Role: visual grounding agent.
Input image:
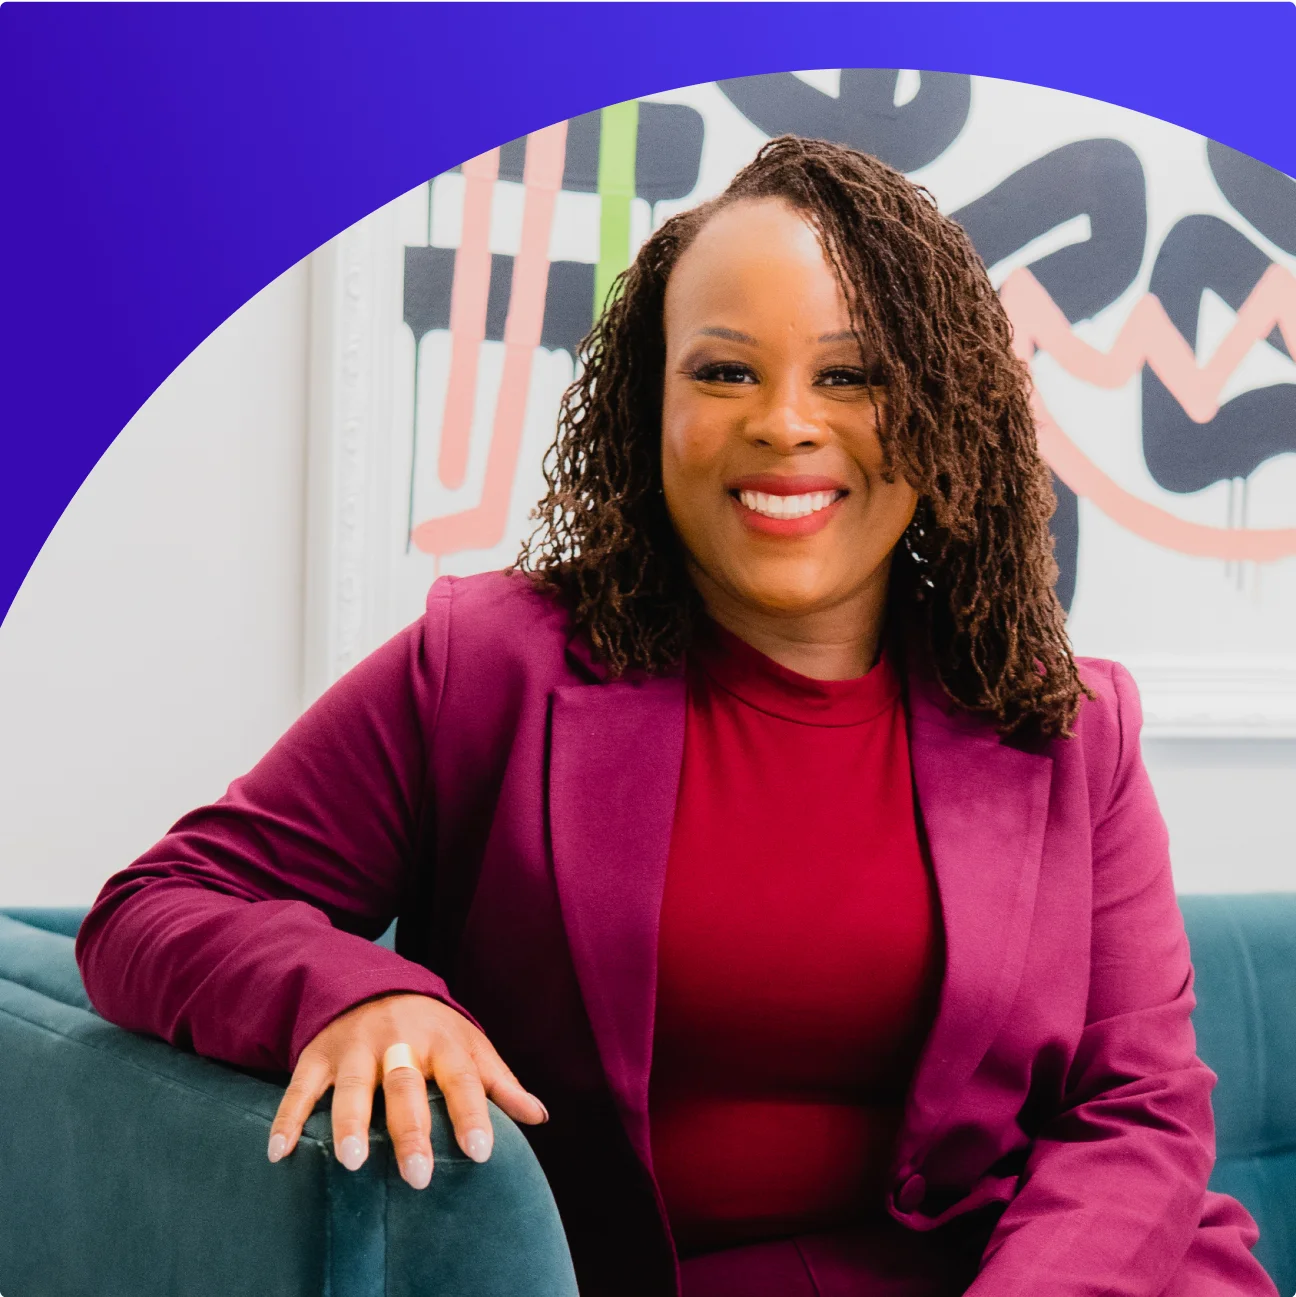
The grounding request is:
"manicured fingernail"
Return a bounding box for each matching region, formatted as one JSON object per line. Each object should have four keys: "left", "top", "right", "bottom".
{"left": 337, "top": 1135, "right": 367, "bottom": 1171}
{"left": 462, "top": 1128, "right": 492, "bottom": 1163}
{"left": 401, "top": 1153, "right": 432, "bottom": 1190}
{"left": 267, "top": 1133, "right": 289, "bottom": 1164}
{"left": 533, "top": 1099, "right": 550, "bottom": 1124}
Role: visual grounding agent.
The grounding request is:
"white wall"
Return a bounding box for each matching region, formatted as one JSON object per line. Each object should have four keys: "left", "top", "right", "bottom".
{"left": 0, "top": 264, "right": 310, "bottom": 907}
{"left": 0, "top": 255, "right": 1291, "bottom": 906}
{"left": 1143, "top": 739, "right": 1295, "bottom": 893}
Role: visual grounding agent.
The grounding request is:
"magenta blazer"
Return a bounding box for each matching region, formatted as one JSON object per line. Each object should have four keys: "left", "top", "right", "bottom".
{"left": 77, "top": 570, "right": 1277, "bottom": 1296}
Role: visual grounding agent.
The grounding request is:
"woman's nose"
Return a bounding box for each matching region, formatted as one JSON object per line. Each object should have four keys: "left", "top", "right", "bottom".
{"left": 744, "top": 382, "right": 825, "bottom": 451}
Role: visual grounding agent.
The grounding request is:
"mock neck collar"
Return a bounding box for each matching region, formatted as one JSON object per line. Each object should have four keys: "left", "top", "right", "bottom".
{"left": 688, "top": 617, "right": 901, "bottom": 727}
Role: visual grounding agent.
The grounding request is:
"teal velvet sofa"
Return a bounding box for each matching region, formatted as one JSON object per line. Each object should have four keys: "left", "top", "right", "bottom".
{"left": 0, "top": 909, "right": 579, "bottom": 1297}
{"left": 1, "top": 896, "right": 1294, "bottom": 1296}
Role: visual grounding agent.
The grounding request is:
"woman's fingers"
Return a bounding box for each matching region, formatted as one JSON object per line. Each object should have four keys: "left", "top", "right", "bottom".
{"left": 267, "top": 995, "right": 548, "bottom": 1185}
{"left": 330, "top": 1047, "right": 380, "bottom": 1170}
{"left": 268, "top": 1052, "right": 331, "bottom": 1162}
{"left": 474, "top": 1044, "right": 550, "bottom": 1127}
{"left": 382, "top": 1057, "right": 434, "bottom": 1189}
{"left": 430, "top": 1045, "right": 495, "bottom": 1163}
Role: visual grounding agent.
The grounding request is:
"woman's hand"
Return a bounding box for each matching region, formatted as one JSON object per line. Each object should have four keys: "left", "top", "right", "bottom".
{"left": 266, "top": 993, "right": 548, "bottom": 1189}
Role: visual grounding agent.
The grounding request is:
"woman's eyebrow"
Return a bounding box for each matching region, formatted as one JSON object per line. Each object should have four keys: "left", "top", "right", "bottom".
{"left": 694, "top": 326, "right": 757, "bottom": 343}
{"left": 691, "top": 327, "right": 862, "bottom": 345}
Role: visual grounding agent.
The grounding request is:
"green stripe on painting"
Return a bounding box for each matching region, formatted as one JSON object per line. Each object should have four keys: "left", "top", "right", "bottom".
{"left": 595, "top": 99, "right": 639, "bottom": 316}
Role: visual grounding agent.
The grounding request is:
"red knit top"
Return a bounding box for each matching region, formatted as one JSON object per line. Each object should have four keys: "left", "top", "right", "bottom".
{"left": 648, "top": 621, "right": 945, "bottom": 1257}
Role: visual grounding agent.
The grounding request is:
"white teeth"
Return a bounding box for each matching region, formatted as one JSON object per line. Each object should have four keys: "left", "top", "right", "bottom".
{"left": 737, "top": 489, "right": 839, "bottom": 519}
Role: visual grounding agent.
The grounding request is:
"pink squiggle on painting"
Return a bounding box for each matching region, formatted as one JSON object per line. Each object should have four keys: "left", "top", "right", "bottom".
{"left": 1002, "top": 266, "right": 1296, "bottom": 561}
{"left": 414, "top": 120, "right": 567, "bottom": 558}
{"left": 437, "top": 147, "right": 500, "bottom": 492}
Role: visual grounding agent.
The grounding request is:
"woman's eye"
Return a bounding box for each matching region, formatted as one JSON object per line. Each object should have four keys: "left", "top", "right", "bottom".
{"left": 817, "top": 367, "right": 873, "bottom": 388}
{"left": 689, "top": 362, "right": 757, "bottom": 385}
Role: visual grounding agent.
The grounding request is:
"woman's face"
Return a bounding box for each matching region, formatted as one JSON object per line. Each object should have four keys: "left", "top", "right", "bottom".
{"left": 661, "top": 197, "right": 918, "bottom": 634}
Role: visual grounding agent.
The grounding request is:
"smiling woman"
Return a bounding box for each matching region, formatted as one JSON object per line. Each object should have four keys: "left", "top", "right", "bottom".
{"left": 518, "top": 136, "right": 1080, "bottom": 737}
{"left": 659, "top": 197, "right": 916, "bottom": 677}
{"left": 75, "top": 136, "right": 1279, "bottom": 1297}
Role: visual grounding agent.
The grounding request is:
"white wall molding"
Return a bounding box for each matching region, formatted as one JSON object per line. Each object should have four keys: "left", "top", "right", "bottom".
{"left": 304, "top": 212, "right": 400, "bottom": 705}
{"left": 1122, "top": 656, "right": 1296, "bottom": 738}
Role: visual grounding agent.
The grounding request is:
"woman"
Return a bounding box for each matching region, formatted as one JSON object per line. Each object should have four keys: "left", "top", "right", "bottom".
{"left": 76, "top": 136, "right": 1276, "bottom": 1296}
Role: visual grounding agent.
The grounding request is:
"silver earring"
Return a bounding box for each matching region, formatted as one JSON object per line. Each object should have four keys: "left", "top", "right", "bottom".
{"left": 903, "top": 515, "right": 937, "bottom": 595}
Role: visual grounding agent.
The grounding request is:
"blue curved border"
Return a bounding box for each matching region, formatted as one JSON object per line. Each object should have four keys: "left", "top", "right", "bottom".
{"left": 1, "top": 1, "right": 1293, "bottom": 618}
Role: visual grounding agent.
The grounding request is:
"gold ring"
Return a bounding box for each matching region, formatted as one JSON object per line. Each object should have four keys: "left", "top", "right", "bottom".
{"left": 382, "top": 1042, "right": 420, "bottom": 1078}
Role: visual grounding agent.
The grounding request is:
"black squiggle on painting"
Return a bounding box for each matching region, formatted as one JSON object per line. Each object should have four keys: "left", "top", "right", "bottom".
{"left": 540, "top": 262, "right": 598, "bottom": 353}
{"left": 718, "top": 70, "right": 970, "bottom": 174}
{"left": 497, "top": 104, "right": 706, "bottom": 203}
{"left": 1049, "top": 473, "right": 1079, "bottom": 614}
{"left": 1142, "top": 214, "right": 1296, "bottom": 495}
{"left": 402, "top": 249, "right": 598, "bottom": 356}
{"left": 403, "top": 245, "right": 456, "bottom": 341}
{"left": 952, "top": 140, "right": 1147, "bottom": 324}
{"left": 413, "top": 104, "right": 707, "bottom": 357}
{"left": 1208, "top": 139, "right": 1296, "bottom": 257}
{"left": 949, "top": 140, "right": 1147, "bottom": 610}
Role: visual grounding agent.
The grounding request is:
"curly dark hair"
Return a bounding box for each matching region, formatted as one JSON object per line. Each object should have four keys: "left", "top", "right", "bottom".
{"left": 514, "top": 134, "right": 1091, "bottom": 738}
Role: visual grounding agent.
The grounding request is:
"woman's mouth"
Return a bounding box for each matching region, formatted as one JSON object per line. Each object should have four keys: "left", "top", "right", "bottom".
{"left": 734, "top": 489, "right": 844, "bottom": 520}
{"left": 728, "top": 483, "right": 849, "bottom": 537}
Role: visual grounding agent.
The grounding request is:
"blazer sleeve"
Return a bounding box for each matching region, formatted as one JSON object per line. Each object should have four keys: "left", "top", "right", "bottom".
{"left": 964, "top": 662, "right": 1259, "bottom": 1296}
{"left": 75, "top": 580, "right": 475, "bottom": 1073}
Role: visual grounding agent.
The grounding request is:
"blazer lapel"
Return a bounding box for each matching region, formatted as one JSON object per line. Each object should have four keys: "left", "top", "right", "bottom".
{"left": 898, "top": 674, "right": 1055, "bottom": 1160}
{"left": 547, "top": 666, "right": 686, "bottom": 1164}
{"left": 545, "top": 645, "right": 1054, "bottom": 1178}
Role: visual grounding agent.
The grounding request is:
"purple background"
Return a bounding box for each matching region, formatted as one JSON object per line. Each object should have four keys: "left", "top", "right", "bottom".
{"left": 2, "top": 1, "right": 1294, "bottom": 621}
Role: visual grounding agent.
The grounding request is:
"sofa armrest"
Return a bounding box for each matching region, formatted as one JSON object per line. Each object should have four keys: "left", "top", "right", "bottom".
{"left": 0, "top": 907, "right": 89, "bottom": 940}
{"left": 0, "top": 917, "right": 578, "bottom": 1297}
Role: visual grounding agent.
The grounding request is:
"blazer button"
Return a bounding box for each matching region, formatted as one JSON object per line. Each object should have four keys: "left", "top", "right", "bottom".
{"left": 896, "top": 1173, "right": 926, "bottom": 1213}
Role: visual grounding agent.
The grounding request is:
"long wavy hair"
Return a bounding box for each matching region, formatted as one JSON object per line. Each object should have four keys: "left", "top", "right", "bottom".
{"left": 515, "top": 134, "right": 1090, "bottom": 738}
